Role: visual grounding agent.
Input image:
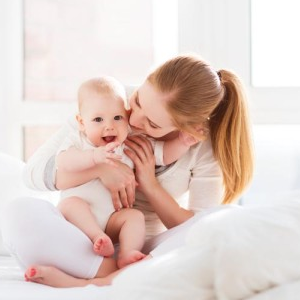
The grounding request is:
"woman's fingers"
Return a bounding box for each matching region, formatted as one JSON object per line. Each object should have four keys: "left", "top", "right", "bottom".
{"left": 99, "top": 161, "right": 136, "bottom": 210}
{"left": 111, "top": 184, "right": 135, "bottom": 210}
{"left": 124, "top": 147, "right": 142, "bottom": 169}
{"left": 125, "top": 183, "right": 135, "bottom": 208}
{"left": 111, "top": 190, "right": 122, "bottom": 211}
{"left": 125, "top": 135, "right": 153, "bottom": 162}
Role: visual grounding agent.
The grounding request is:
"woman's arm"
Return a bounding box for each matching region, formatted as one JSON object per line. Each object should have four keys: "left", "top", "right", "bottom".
{"left": 23, "top": 121, "right": 73, "bottom": 191}
{"left": 124, "top": 135, "right": 194, "bottom": 229}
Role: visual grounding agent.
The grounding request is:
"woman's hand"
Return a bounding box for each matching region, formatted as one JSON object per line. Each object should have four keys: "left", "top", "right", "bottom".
{"left": 97, "top": 161, "right": 137, "bottom": 211}
{"left": 124, "top": 135, "right": 159, "bottom": 195}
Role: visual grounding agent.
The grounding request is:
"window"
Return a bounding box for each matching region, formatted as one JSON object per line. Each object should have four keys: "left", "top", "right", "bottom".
{"left": 251, "top": 0, "right": 300, "bottom": 87}
{"left": 0, "top": 0, "right": 178, "bottom": 159}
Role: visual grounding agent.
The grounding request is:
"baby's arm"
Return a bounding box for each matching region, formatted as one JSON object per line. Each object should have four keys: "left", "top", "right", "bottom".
{"left": 56, "top": 142, "right": 121, "bottom": 172}
{"left": 162, "top": 132, "right": 198, "bottom": 165}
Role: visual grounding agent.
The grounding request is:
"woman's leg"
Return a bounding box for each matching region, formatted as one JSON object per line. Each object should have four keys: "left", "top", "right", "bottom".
{"left": 23, "top": 259, "right": 119, "bottom": 287}
{"left": 1, "top": 197, "right": 117, "bottom": 280}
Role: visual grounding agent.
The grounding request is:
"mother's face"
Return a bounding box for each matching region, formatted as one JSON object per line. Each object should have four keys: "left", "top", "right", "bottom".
{"left": 128, "top": 81, "right": 177, "bottom": 138}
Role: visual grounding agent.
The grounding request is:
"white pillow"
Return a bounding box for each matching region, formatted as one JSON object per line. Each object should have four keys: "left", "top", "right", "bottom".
{"left": 186, "top": 199, "right": 300, "bottom": 299}
{"left": 0, "top": 153, "right": 58, "bottom": 255}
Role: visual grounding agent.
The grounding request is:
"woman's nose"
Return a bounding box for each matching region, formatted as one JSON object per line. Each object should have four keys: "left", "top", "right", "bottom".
{"left": 129, "top": 109, "right": 143, "bottom": 128}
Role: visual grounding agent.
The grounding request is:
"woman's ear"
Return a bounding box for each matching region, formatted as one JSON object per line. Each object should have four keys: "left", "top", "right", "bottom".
{"left": 194, "top": 124, "right": 209, "bottom": 141}
{"left": 76, "top": 114, "right": 85, "bottom": 132}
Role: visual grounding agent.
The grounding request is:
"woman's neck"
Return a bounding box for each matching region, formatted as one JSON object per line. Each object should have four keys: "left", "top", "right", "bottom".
{"left": 156, "top": 130, "right": 179, "bottom": 141}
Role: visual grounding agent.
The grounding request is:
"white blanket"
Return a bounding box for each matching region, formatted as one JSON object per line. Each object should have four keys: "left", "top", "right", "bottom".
{"left": 109, "top": 199, "right": 300, "bottom": 300}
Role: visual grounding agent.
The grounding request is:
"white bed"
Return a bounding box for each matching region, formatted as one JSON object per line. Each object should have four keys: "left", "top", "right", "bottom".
{"left": 1, "top": 124, "right": 300, "bottom": 300}
{"left": 0, "top": 256, "right": 111, "bottom": 300}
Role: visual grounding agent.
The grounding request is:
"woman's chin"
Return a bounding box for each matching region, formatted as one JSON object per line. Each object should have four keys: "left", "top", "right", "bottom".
{"left": 130, "top": 127, "right": 144, "bottom": 135}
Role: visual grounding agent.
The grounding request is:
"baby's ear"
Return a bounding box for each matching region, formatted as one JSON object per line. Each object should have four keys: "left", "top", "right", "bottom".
{"left": 76, "top": 114, "right": 85, "bottom": 132}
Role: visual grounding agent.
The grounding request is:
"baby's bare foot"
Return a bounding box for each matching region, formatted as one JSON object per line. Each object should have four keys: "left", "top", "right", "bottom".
{"left": 118, "top": 250, "right": 146, "bottom": 269}
{"left": 93, "top": 235, "right": 114, "bottom": 257}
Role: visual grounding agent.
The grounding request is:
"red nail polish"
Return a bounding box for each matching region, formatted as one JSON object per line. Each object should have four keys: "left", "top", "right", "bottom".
{"left": 30, "top": 268, "right": 36, "bottom": 276}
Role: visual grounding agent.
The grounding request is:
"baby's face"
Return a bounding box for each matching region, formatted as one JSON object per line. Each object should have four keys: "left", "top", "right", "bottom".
{"left": 77, "top": 93, "right": 129, "bottom": 147}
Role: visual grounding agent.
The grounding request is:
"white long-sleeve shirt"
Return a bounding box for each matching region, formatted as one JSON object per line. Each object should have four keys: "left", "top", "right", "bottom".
{"left": 23, "top": 118, "right": 223, "bottom": 238}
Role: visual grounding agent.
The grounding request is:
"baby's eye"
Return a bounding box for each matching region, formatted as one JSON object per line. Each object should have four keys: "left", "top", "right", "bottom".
{"left": 94, "top": 117, "right": 103, "bottom": 122}
{"left": 114, "top": 115, "right": 123, "bottom": 120}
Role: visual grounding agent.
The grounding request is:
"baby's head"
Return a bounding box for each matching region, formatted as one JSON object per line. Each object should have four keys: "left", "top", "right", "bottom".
{"left": 76, "top": 76, "right": 129, "bottom": 147}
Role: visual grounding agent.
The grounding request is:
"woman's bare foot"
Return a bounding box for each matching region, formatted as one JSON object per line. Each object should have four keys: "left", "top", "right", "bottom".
{"left": 24, "top": 266, "right": 88, "bottom": 287}
{"left": 24, "top": 265, "right": 112, "bottom": 288}
{"left": 117, "top": 250, "right": 146, "bottom": 269}
{"left": 93, "top": 234, "right": 114, "bottom": 257}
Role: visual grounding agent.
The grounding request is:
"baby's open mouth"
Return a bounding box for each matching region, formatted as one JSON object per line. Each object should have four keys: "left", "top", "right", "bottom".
{"left": 102, "top": 136, "right": 116, "bottom": 143}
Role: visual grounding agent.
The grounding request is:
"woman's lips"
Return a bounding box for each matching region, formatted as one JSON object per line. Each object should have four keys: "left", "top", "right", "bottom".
{"left": 130, "top": 126, "right": 143, "bottom": 133}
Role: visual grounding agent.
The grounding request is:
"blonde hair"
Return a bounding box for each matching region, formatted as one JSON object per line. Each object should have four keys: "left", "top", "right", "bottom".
{"left": 147, "top": 55, "right": 254, "bottom": 204}
{"left": 78, "top": 76, "right": 127, "bottom": 111}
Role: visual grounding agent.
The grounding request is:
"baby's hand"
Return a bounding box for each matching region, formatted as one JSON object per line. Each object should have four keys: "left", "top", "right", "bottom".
{"left": 178, "top": 131, "right": 199, "bottom": 147}
{"left": 93, "top": 142, "right": 122, "bottom": 165}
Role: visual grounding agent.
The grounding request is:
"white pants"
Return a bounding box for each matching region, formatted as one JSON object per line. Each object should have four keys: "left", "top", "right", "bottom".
{"left": 1, "top": 197, "right": 102, "bottom": 279}
{"left": 1, "top": 197, "right": 234, "bottom": 278}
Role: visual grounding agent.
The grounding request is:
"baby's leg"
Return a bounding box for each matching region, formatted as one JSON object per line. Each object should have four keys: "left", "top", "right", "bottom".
{"left": 58, "top": 196, "right": 114, "bottom": 257}
{"left": 106, "top": 208, "right": 146, "bottom": 268}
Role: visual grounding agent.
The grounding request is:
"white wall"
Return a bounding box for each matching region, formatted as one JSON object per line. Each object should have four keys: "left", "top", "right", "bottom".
{"left": 178, "top": 0, "right": 300, "bottom": 124}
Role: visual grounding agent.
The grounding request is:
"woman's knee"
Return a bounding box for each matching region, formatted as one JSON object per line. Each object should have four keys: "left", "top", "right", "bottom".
{"left": 2, "top": 197, "right": 51, "bottom": 230}
{"left": 1, "top": 197, "right": 56, "bottom": 257}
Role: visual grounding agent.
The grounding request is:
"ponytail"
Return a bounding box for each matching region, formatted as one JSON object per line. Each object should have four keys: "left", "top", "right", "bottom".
{"left": 148, "top": 55, "right": 254, "bottom": 204}
{"left": 209, "top": 70, "right": 254, "bottom": 203}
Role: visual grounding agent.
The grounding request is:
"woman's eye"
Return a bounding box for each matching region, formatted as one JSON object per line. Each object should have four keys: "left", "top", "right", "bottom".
{"left": 149, "top": 122, "right": 159, "bottom": 129}
{"left": 114, "top": 115, "right": 123, "bottom": 121}
{"left": 94, "top": 117, "right": 103, "bottom": 122}
{"left": 135, "top": 96, "right": 141, "bottom": 107}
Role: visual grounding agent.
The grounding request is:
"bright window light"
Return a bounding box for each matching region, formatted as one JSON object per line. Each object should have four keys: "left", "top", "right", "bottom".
{"left": 251, "top": 0, "right": 300, "bottom": 87}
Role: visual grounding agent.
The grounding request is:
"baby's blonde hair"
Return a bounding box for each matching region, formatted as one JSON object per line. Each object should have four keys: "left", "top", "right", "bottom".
{"left": 78, "top": 76, "right": 127, "bottom": 112}
{"left": 148, "top": 55, "right": 254, "bottom": 204}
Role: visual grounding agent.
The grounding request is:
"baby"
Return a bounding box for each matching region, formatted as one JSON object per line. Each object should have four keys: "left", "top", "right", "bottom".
{"left": 56, "top": 76, "right": 195, "bottom": 268}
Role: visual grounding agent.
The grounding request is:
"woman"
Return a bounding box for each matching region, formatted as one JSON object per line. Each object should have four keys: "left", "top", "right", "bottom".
{"left": 2, "top": 54, "right": 254, "bottom": 287}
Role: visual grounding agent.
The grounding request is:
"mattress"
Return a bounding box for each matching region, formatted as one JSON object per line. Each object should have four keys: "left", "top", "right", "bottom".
{"left": 0, "top": 255, "right": 111, "bottom": 300}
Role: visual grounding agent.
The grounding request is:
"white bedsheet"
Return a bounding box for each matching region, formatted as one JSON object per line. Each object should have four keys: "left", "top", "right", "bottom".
{"left": 1, "top": 246, "right": 300, "bottom": 300}
{"left": 0, "top": 256, "right": 111, "bottom": 300}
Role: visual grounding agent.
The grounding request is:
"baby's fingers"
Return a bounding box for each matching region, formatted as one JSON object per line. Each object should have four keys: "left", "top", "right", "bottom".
{"left": 105, "top": 142, "right": 120, "bottom": 152}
